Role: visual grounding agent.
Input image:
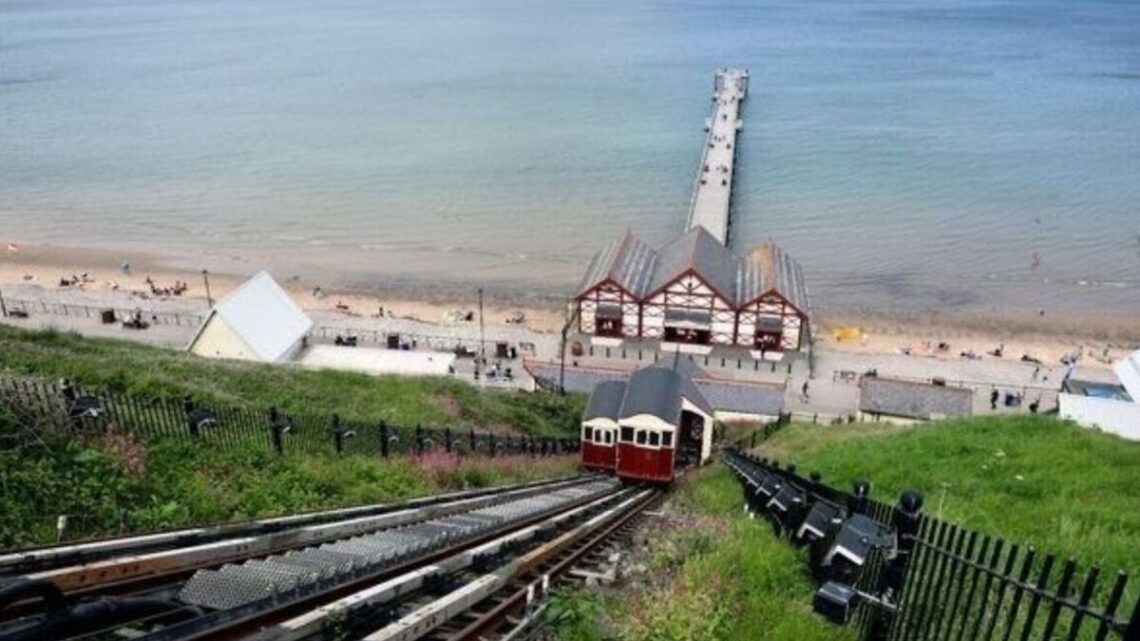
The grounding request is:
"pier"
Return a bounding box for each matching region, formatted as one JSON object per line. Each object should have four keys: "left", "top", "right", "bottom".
{"left": 686, "top": 67, "right": 748, "bottom": 245}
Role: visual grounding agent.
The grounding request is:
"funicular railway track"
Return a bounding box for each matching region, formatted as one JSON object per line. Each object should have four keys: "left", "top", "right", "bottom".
{"left": 0, "top": 476, "right": 661, "bottom": 641}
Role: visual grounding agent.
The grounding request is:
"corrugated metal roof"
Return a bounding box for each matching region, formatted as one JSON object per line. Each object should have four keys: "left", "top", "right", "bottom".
{"left": 575, "top": 231, "right": 658, "bottom": 298}
{"left": 575, "top": 229, "right": 811, "bottom": 320}
{"left": 859, "top": 377, "right": 972, "bottom": 420}
{"left": 526, "top": 362, "right": 781, "bottom": 416}
{"left": 738, "top": 242, "right": 811, "bottom": 315}
{"left": 647, "top": 227, "right": 740, "bottom": 301}
{"left": 194, "top": 271, "right": 313, "bottom": 362}
{"left": 583, "top": 380, "right": 627, "bottom": 421}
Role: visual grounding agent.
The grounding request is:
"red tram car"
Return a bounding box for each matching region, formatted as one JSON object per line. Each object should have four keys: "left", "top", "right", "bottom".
{"left": 580, "top": 380, "right": 625, "bottom": 473}
{"left": 581, "top": 361, "right": 714, "bottom": 484}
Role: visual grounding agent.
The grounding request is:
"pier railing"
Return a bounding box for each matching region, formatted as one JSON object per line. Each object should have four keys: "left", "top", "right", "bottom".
{"left": 723, "top": 447, "right": 1139, "bottom": 641}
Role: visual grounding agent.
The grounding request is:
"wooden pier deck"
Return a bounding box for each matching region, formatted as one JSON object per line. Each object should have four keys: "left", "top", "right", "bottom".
{"left": 686, "top": 68, "right": 748, "bottom": 245}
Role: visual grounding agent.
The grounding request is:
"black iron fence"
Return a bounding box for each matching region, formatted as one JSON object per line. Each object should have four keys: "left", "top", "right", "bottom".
{"left": 0, "top": 375, "right": 578, "bottom": 459}
{"left": 723, "top": 448, "right": 1139, "bottom": 641}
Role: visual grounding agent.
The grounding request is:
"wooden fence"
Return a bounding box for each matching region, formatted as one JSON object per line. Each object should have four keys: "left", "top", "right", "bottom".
{"left": 0, "top": 375, "right": 578, "bottom": 459}
{"left": 723, "top": 448, "right": 1139, "bottom": 641}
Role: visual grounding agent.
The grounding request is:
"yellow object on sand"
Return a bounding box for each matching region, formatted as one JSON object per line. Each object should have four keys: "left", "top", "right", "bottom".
{"left": 833, "top": 326, "right": 863, "bottom": 342}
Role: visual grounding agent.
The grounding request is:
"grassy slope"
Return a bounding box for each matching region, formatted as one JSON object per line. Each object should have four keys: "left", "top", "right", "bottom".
{"left": 0, "top": 429, "right": 578, "bottom": 548}
{"left": 760, "top": 415, "right": 1140, "bottom": 575}
{"left": 546, "top": 466, "right": 851, "bottom": 641}
{"left": 0, "top": 325, "right": 584, "bottom": 435}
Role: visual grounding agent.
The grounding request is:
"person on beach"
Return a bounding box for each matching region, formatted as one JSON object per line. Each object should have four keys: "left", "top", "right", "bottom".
{"left": 990, "top": 388, "right": 999, "bottom": 410}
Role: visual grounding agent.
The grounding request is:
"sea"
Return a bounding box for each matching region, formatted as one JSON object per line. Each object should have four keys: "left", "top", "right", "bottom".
{"left": 2, "top": 0, "right": 1139, "bottom": 315}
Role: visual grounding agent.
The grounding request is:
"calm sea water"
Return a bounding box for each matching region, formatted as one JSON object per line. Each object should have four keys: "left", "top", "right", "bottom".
{"left": 3, "top": 0, "right": 1139, "bottom": 314}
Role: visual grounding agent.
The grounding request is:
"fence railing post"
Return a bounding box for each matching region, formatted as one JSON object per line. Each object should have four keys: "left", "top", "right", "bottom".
{"left": 183, "top": 396, "right": 201, "bottom": 439}
{"left": 469, "top": 428, "right": 476, "bottom": 454}
{"left": 379, "top": 421, "right": 389, "bottom": 458}
{"left": 332, "top": 414, "right": 344, "bottom": 456}
{"left": 444, "top": 427, "right": 452, "bottom": 453}
{"left": 415, "top": 424, "right": 424, "bottom": 455}
{"left": 268, "top": 407, "right": 285, "bottom": 456}
{"left": 488, "top": 433, "right": 496, "bottom": 457}
{"left": 865, "top": 490, "right": 924, "bottom": 641}
{"left": 850, "top": 479, "right": 870, "bottom": 516}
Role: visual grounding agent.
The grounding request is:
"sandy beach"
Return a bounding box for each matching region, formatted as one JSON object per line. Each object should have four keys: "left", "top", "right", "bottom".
{"left": 1, "top": 241, "right": 1137, "bottom": 372}
{"left": 0, "top": 242, "right": 569, "bottom": 334}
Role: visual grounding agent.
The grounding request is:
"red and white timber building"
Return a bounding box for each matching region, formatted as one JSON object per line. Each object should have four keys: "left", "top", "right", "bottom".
{"left": 574, "top": 226, "right": 811, "bottom": 356}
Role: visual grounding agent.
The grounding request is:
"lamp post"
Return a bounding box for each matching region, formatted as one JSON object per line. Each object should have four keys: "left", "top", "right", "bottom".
{"left": 478, "top": 287, "right": 485, "bottom": 364}
{"left": 202, "top": 269, "right": 214, "bottom": 308}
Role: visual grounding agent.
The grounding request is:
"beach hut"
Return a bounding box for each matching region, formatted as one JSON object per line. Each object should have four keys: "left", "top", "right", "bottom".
{"left": 187, "top": 271, "right": 313, "bottom": 363}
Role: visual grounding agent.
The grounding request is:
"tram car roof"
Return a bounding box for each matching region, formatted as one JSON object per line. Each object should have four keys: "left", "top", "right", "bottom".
{"left": 618, "top": 361, "right": 713, "bottom": 423}
{"left": 582, "top": 380, "right": 627, "bottom": 425}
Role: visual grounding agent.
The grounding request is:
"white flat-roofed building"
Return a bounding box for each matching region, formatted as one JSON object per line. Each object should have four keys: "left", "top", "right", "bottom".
{"left": 1058, "top": 349, "right": 1140, "bottom": 441}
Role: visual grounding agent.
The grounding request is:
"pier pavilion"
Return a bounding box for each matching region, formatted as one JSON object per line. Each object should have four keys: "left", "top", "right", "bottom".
{"left": 573, "top": 227, "right": 810, "bottom": 354}
{"left": 571, "top": 67, "right": 811, "bottom": 357}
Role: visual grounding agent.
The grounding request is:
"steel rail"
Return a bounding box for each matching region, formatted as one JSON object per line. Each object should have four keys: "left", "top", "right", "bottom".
{"left": 0, "top": 477, "right": 595, "bottom": 628}
{"left": 131, "top": 484, "right": 628, "bottom": 641}
{"left": 0, "top": 475, "right": 585, "bottom": 577}
{"left": 361, "top": 489, "right": 659, "bottom": 641}
{"left": 442, "top": 489, "right": 657, "bottom": 641}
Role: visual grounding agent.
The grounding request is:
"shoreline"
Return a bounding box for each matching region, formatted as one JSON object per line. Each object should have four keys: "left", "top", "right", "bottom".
{"left": 2, "top": 241, "right": 1137, "bottom": 368}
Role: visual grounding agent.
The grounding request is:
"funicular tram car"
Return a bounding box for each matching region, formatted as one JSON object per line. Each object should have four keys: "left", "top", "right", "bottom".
{"left": 580, "top": 380, "right": 626, "bottom": 473}
{"left": 613, "top": 362, "right": 714, "bottom": 484}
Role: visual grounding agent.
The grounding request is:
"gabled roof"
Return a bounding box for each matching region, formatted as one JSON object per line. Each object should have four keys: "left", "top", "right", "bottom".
{"left": 1114, "top": 349, "right": 1140, "bottom": 403}
{"left": 190, "top": 271, "right": 313, "bottom": 362}
{"left": 646, "top": 226, "right": 739, "bottom": 302}
{"left": 574, "top": 228, "right": 811, "bottom": 319}
{"left": 575, "top": 230, "right": 658, "bottom": 298}
{"left": 583, "top": 380, "right": 627, "bottom": 422}
{"left": 737, "top": 242, "right": 811, "bottom": 315}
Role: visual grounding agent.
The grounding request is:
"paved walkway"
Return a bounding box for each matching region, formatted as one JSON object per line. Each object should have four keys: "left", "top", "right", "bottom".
{"left": 2, "top": 284, "right": 1110, "bottom": 419}
{"left": 687, "top": 67, "right": 748, "bottom": 244}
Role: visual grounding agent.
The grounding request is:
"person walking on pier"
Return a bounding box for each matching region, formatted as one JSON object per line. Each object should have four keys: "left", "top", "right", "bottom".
{"left": 801, "top": 381, "right": 810, "bottom": 403}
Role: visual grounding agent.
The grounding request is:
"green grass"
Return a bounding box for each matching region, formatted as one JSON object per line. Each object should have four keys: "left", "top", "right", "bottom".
{"left": 0, "top": 426, "right": 578, "bottom": 548}
{"left": 759, "top": 415, "right": 1140, "bottom": 575}
{"left": 0, "top": 325, "right": 584, "bottom": 435}
{"left": 545, "top": 466, "right": 852, "bottom": 641}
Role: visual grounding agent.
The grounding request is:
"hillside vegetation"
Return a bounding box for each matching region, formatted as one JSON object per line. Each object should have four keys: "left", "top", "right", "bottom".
{"left": 758, "top": 415, "right": 1140, "bottom": 574}
{"left": 0, "top": 403, "right": 577, "bottom": 548}
{"left": 0, "top": 325, "right": 584, "bottom": 435}
{"left": 546, "top": 466, "right": 851, "bottom": 641}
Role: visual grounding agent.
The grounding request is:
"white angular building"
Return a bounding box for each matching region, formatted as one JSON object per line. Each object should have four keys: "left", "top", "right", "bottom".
{"left": 187, "top": 271, "right": 313, "bottom": 363}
